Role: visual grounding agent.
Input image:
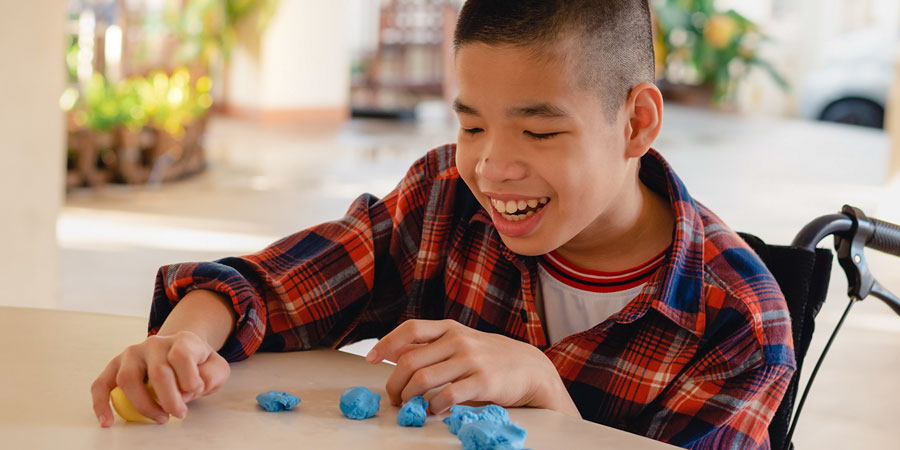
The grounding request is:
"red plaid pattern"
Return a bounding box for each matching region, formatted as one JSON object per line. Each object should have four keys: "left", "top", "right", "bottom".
{"left": 149, "top": 144, "right": 794, "bottom": 448}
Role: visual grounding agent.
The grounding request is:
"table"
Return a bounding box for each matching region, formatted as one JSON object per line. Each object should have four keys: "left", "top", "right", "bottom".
{"left": 0, "top": 307, "right": 676, "bottom": 449}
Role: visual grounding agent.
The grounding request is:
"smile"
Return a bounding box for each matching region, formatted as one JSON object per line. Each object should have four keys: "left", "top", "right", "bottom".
{"left": 488, "top": 197, "right": 550, "bottom": 222}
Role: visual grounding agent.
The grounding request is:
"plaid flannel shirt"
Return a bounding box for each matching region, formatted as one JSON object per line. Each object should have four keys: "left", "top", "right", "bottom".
{"left": 150, "top": 144, "right": 795, "bottom": 449}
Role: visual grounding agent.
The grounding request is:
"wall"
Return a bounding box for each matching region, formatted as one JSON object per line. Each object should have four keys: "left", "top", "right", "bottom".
{"left": 226, "top": 0, "right": 351, "bottom": 122}
{"left": 0, "top": 0, "right": 66, "bottom": 308}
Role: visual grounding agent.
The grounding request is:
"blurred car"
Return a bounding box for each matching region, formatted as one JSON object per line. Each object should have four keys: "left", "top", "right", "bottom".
{"left": 799, "top": 27, "right": 898, "bottom": 129}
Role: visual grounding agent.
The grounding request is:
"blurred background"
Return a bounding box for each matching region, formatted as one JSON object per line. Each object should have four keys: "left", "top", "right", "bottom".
{"left": 1, "top": 1, "right": 899, "bottom": 448}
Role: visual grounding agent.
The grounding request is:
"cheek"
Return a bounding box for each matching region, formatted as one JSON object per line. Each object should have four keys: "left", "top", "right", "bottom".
{"left": 455, "top": 143, "right": 478, "bottom": 186}
{"left": 547, "top": 151, "right": 617, "bottom": 213}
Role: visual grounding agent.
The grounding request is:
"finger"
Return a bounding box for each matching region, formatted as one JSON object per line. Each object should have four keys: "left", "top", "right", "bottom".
{"left": 390, "top": 342, "right": 426, "bottom": 361}
{"left": 400, "top": 359, "right": 469, "bottom": 406}
{"left": 368, "top": 319, "right": 455, "bottom": 364}
{"left": 385, "top": 339, "right": 455, "bottom": 405}
{"left": 146, "top": 349, "right": 188, "bottom": 418}
{"left": 91, "top": 357, "right": 120, "bottom": 427}
{"left": 427, "top": 376, "right": 485, "bottom": 415}
{"left": 372, "top": 343, "right": 427, "bottom": 367}
{"left": 197, "top": 352, "right": 230, "bottom": 397}
{"left": 167, "top": 336, "right": 208, "bottom": 399}
{"left": 116, "top": 352, "right": 168, "bottom": 424}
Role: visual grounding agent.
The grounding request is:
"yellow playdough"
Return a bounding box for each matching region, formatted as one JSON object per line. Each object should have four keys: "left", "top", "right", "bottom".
{"left": 110, "top": 382, "right": 163, "bottom": 422}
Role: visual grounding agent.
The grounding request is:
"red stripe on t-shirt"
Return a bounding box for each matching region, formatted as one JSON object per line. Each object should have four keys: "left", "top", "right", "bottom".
{"left": 539, "top": 248, "right": 668, "bottom": 293}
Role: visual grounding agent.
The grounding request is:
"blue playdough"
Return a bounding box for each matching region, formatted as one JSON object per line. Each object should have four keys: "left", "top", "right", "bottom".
{"left": 340, "top": 386, "right": 381, "bottom": 420}
{"left": 443, "top": 404, "right": 511, "bottom": 435}
{"left": 457, "top": 421, "right": 528, "bottom": 450}
{"left": 396, "top": 396, "right": 428, "bottom": 427}
{"left": 255, "top": 390, "right": 301, "bottom": 412}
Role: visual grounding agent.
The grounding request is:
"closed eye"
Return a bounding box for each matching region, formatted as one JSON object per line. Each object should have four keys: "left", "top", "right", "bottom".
{"left": 524, "top": 131, "right": 561, "bottom": 140}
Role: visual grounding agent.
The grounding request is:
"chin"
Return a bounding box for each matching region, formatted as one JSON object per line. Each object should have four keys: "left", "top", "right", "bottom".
{"left": 498, "top": 234, "right": 556, "bottom": 257}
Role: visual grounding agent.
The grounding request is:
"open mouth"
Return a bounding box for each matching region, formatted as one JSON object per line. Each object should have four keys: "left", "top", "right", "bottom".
{"left": 489, "top": 197, "right": 550, "bottom": 222}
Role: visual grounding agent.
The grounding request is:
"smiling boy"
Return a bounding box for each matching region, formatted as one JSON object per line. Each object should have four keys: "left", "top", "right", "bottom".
{"left": 92, "top": 1, "right": 795, "bottom": 448}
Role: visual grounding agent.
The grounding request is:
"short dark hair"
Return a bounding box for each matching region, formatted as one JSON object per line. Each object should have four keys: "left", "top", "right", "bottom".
{"left": 453, "top": 0, "right": 655, "bottom": 120}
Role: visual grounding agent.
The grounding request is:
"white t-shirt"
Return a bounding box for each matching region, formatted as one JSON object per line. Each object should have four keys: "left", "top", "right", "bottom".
{"left": 538, "top": 250, "right": 666, "bottom": 345}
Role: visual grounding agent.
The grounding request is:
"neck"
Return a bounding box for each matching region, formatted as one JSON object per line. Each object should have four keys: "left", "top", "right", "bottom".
{"left": 555, "top": 173, "right": 674, "bottom": 272}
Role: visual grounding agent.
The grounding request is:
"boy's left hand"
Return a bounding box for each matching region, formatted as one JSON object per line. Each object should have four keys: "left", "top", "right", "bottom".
{"left": 366, "top": 319, "right": 580, "bottom": 417}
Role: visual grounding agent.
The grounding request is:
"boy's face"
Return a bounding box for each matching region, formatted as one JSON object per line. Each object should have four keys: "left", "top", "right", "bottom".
{"left": 454, "top": 42, "right": 636, "bottom": 256}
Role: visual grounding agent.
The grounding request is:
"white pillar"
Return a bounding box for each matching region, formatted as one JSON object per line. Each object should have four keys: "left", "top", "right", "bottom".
{"left": 889, "top": 23, "right": 900, "bottom": 181}
{"left": 0, "top": 0, "right": 66, "bottom": 308}
{"left": 226, "top": 0, "right": 351, "bottom": 123}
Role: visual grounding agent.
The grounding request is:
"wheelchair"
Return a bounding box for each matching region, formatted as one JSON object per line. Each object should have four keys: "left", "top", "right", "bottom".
{"left": 738, "top": 205, "right": 900, "bottom": 450}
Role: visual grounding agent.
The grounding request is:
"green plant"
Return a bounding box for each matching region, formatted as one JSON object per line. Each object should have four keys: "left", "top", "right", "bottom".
{"left": 653, "top": 0, "right": 788, "bottom": 103}
{"left": 190, "top": 75, "right": 214, "bottom": 118}
{"left": 116, "top": 77, "right": 151, "bottom": 131}
{"left": 169, "top": 0, "right": 281, "bottom": 65}
{"left": 82, "top": 73, "right": 121, "bottom": 133}
{"left": 59, "top": 68, "right": 213, "bottom": 136}
{"left": 143, "top": 68, "right": 214, "bottom": 137}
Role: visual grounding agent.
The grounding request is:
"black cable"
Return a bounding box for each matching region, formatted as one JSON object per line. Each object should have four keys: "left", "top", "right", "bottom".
{"left": 783, "top": 297, "right": 858, "bottom": 450}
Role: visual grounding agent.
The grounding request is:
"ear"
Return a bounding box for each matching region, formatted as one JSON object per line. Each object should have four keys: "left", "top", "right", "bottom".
{"left": 622, "top": 82, "right": 663, "bottom": 159}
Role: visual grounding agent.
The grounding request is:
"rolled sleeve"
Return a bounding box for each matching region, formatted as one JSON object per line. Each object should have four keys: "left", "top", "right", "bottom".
{"left": 149, "top": 258, "right": 268, "bottom": 362}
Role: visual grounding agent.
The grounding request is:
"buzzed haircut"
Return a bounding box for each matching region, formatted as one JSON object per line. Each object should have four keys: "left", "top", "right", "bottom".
{"left": 453, "top": 0, "right": 655, "bottom": 121}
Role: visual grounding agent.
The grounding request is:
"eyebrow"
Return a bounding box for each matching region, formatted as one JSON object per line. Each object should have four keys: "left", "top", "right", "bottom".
{"left": 452, "top": 98, "right": 571, "bottom": 119}
{"left": 452, "top": 99, "right": 479, "bottom": 116}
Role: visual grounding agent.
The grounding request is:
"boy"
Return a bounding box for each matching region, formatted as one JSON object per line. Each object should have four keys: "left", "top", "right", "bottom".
{"left": 91, "top": 1, "right": 795, "bottom": 448}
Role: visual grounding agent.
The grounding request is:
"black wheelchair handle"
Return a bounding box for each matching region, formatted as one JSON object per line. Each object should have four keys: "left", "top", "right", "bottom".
{"left": 869, "top": 217, "right": 900, "bottom": 258}
{"left": 791, "top": 214, "right": 852, "bottom": 252}
{"left": 790, "top": 206, "right": 900, "bottom": 317}
{"left": 791, "top": 211, "right": 900, "bottom": 258}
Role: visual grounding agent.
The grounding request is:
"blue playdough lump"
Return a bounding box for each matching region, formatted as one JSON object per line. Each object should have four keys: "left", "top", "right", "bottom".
{"left": 255, "top": 390, "right": 301, "bottom": 412}
{"left": 396, "top": 396, "right": 428, "bottom": 427}
{"left": 457, "top": 421, "right": 528, "bottom": 450}
{"left": 340, "top": 386, "right": 381, "bottom": 420}
{"left": 443, "top": 404, "right": 511, "bottom": 435}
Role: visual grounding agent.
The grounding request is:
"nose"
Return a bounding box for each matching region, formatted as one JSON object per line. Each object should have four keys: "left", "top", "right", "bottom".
{"left": 476, "top": 134, "right": 527, "bottom": 183}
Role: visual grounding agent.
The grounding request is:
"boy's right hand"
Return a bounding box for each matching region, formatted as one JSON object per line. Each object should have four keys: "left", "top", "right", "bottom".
{"left": 90, "top": 330, "right": 230, "bottom": 427}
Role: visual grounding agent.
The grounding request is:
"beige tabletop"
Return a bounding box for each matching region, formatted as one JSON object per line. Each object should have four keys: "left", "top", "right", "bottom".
{"left": 0, "top": 307, "right": 675, "bottom": 449}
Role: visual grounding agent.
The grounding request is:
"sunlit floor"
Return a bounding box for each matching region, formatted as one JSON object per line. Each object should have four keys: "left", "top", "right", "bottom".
{"left": 60, "top": 105, "right": 900, "bottom": 448}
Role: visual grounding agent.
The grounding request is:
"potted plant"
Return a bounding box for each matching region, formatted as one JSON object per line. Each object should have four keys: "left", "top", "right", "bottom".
{"left": 64, "top": 73, "right": 120, "bottom": 187}
{"left": 112, "top": 77, "right": 152, "bottom": 183}
{"left": 182, "top": 73, "right": 214, "bottom": 174}
{"left": 140, "top": 70, "right": 186, "bottom": 183}
{"left": 652, "top": 0, "right": 788, "bottom": 106}
{"left": 137, "top": 68, "right": 212, "bottom": 182}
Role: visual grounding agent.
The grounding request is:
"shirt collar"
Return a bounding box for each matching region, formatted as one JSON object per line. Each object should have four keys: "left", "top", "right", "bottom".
{"left": 617, "top": 148, "right": 707, "bottom": 337}
{"left": 462, "top": 149, "right": 707, "bottom": 336}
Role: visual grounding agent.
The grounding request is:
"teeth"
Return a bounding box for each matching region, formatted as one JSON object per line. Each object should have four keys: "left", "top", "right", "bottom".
{"left": 490, "top": 196, "right": 550, "bottom": 215}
